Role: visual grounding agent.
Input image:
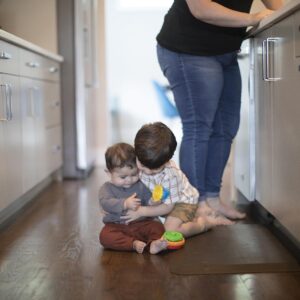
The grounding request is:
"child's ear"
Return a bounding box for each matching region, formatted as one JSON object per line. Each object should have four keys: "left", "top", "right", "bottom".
{"left": 104, "top": 169, "right": 110, "bottom": 174}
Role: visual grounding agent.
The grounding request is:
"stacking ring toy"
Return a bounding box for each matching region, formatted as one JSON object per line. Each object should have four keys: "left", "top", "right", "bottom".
{"left": 152, "top": 185, "right": 170, "bottom": 202}
{"left": 163, "top": 231, "right": 185, "bottom": 250}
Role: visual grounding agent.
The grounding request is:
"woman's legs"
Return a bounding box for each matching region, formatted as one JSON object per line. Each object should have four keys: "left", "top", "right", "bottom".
{"left": 157, "top": 44, "right": 224, "bottom": 200}
{"left": 205, "top": 54, "right": 242, "bottom": 196}
{"left": 157, "top": 45, "right": 245, "bottom": 219}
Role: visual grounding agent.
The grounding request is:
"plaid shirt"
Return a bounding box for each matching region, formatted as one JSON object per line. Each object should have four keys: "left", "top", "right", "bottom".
{"left": 140, "top": 160, "right": 199, "bottom": 205}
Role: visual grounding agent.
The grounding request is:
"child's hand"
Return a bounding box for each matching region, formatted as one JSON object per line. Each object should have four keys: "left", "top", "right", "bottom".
{"left": 121, "top": 208, "right": 142, "bottom": 224}
{"left": 124, "top": 193, "right": 141, "bottom": 211}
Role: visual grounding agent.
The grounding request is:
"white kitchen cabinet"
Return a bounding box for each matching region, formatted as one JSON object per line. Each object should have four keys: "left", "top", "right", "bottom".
{"left": 253, "top": 11, "right": 300, "bottom": 242}
{"left": 20, "top": 50, "right": 62, "bottom": 192}
{"left": 0, "top": 74, "right": 22, "bottom": 210}
{"left": 0, "top": 34, "right": 63, "bottom": 220}
{"left": 44, "top": 81, "right": 61, "bottom": 129}
{"left": 20, "top": 77, "right": 47, "bottom": 192}
{"left": 271, "top": 14, "right": 300, "bottom": 241}
{"left": 253, "top": 26, "right": 274, "bottom": 208}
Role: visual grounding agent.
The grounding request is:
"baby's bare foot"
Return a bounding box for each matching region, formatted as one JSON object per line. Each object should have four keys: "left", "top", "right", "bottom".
{"left": 149, "top": 239, "right": 168, "bottom": 255}
{"left": 207, "top": 197, "right": 246, "bottom": 220}
{"left": 133, "top": 240, "right": 146, "bottom": 254}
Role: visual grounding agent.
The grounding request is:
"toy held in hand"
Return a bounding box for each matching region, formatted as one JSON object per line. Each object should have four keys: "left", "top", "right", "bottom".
{"left": 152, "top": 185, "right": 170, "bottom": 202}
{"left": 163, "top": 231, "right": 185, "bottom": 250}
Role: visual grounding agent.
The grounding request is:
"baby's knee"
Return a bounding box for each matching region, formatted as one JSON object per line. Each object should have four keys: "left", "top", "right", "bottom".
{"left": 99, "top": 227, "right": 111, "bottom": 248}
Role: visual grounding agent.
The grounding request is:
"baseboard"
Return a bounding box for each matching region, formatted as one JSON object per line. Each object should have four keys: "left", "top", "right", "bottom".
{"left": 0, "top": 176, "right": 53, "bottom": 230}
{"left": 251, "top": 200, "right": 300, "bottom": 262}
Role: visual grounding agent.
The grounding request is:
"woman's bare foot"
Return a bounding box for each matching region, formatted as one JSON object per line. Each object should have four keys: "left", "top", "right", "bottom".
{"left": 196, "top": 201, "right": 218, "bottom": 217}
{"left": 197, "top": 214, "right": 234, "bottom": 231}
{"left": 207, "top": 197, "right": 246, "bottom": 220}
{"left": 133, "top": 240, "right": 146, "bottom": 254}
{"left": 149, "top": 239, "right": 168, "bottom": 254}
{"left": 205, "top": 214, "right": 235, "bottom": 226}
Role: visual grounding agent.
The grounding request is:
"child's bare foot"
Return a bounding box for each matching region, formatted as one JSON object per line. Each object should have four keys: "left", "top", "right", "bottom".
{"left": 207, "top": 197, "right": 246, "bottom": 220}
{"left": 196, "top": 201, "right": 218, "bottom": 217}
{"left": 149, "top": 239, "right": 168, "bottom": 254}
{"left": 133, "top": 240, "right": 146, "bottom": 254}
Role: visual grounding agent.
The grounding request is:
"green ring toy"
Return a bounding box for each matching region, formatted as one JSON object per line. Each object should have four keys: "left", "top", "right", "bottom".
{"left": 163, "top": 231, "right": 185, "bottom": 250}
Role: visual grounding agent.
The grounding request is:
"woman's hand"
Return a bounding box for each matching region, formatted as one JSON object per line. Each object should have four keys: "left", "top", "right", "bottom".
{"left": 250, "top": 9, "right": 274, "bottom": 26}
{"left": 186, "top": 0, "right": 278, "bottom": 27}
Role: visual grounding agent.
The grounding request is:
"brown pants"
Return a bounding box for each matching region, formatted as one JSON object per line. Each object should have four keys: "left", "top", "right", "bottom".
{"left": 99, "top": 219, "right": 164, "bottom": 252}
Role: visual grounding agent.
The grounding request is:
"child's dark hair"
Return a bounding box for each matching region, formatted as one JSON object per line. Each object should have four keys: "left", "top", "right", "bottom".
{"left": 134, "top": 122, "right": 177, "bottom": 169}
{"left": 105, "top": 143, "right": 136, "bottom": 171}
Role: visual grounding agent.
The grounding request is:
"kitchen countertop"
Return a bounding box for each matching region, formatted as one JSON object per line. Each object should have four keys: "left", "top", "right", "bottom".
{"left": 249, "top": 0, "right": 300, "bottom": 36}
{"left": 0, "top": 29, "right": 63, "bottom": 62}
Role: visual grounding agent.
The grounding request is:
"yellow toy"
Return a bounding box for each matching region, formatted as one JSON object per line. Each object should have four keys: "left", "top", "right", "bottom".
{"left": 152, "top": 185, "right": 170, "bottom": 202}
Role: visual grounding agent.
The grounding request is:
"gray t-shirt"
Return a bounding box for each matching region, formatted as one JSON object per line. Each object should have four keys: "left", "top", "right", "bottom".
{"left": 99, "top": 181, "right": 152, "bottom": 224}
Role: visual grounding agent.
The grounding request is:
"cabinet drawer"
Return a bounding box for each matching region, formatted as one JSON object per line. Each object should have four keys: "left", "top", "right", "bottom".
{"left": 0, "top": 40, "right": 19, "bottom": 75}
{"left": 44, "top": 82, "right": 61, "bottom": 128}
{"left": 45, "top": 126, "right": 62, "bottom": 174}
{"left": 20, "top": 49, "right": 60, "bottom": 81}
{"left": 20, "top": 48, "right": 44, "bottom": 78}
{"left": 295, "top": 10, "right": 300, "bottom": 57}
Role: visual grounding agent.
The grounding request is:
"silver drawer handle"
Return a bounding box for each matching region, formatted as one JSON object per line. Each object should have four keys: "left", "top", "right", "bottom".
{"left": 49, "top": 66, "right": 59, "bottom": 73}
{"left": 26, "top": 61, "right": 40, "bottom": 68}
{"left": 262, "top": 38, "right": 281, "bottom": 82}
{"left": 0, "top": 84, "right": 12, "bottom": 121}
{"left": 0, "top": 51, "right": 12, "bottom": 60}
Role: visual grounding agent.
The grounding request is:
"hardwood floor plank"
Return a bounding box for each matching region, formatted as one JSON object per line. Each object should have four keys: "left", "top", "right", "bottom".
{"left": 0, "top": 168, "right": 300, "bottom": 300}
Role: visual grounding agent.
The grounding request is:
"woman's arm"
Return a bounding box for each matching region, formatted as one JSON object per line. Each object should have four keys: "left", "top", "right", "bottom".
{"left": 262, "top": 0, "right": 284, "bottom": 10}
{"left": 186, "top": 0, "right": 275, "bottom": 27}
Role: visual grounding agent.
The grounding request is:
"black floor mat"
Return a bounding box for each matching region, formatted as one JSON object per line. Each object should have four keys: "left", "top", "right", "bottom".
{"left": 169, "top": 224, "right": 300, "bottom": 275}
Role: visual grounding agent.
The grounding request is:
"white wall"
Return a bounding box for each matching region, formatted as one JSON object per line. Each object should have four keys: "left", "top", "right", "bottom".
{"left": 105, "top": 0, "right": 181, "bottom": 147}
{"left": 0, "top": 0, "right": 58, "bottom": 53}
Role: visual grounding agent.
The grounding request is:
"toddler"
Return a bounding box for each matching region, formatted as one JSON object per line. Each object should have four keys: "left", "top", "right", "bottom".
{"left": 122, "top": 122, "right": 233, "bottom": 238}
{"left": 99, "top": 142, "right": 168, "bottom": 254}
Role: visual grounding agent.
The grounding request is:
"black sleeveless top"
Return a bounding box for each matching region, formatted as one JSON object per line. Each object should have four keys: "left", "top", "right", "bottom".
{"left": 156, "top": 0, "right": 253, "bottom": 56}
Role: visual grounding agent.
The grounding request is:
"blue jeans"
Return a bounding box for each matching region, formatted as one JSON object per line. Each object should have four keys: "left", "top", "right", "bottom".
{"left": 157, "top": 44, "right": 241, "bottom": 200}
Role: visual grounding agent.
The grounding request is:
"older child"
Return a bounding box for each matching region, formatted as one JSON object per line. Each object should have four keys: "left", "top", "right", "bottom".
{"left": 122, "top": 122, "right": 234, "bottom": 238}
{"left": 99, "top": 143, "right": 168, "bottom": 254}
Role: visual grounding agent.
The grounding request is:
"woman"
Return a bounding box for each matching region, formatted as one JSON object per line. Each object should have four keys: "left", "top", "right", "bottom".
{"left": 156, "top": 0, "right": 283, "bottom": 220}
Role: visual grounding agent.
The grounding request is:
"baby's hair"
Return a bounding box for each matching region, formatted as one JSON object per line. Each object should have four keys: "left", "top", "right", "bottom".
{"left": 134, "top": 122, "right": 177, "bottom": 169}
{"left": 105, "top": 143, "right": 136, "bottom": 172}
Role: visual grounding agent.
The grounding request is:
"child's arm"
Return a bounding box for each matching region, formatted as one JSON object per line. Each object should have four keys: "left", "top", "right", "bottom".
{"left": 121, "top": 203, "right": 174, "bottom": 224}
{"left": 99, "top": 184, "right": 140, "bottom": 213}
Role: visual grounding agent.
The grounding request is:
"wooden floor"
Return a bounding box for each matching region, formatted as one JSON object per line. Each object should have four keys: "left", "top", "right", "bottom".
{"left": 0, "top": 168, "right": 300, "bottom": 300}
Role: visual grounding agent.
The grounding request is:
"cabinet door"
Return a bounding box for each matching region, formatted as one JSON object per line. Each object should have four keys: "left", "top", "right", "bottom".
{"left": 0, "top": 74, "right": 22, "bottom": 210}
{"left": 20, "top": 77, "right": 46, "bottom": 192}
{"left": 0, "top": 80, "right": 7, "bottom": 209}
{"left": 45, "top": 126, "right": 63, "bottom": 175}
{"left": 272, "top": 15, "right": 300, "bottom": 241}
{"left": 44, "top": 81, "right": 61, "bottom": 128}
{"left": 254, "top": 27, "right": 274, "bottom": 208}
